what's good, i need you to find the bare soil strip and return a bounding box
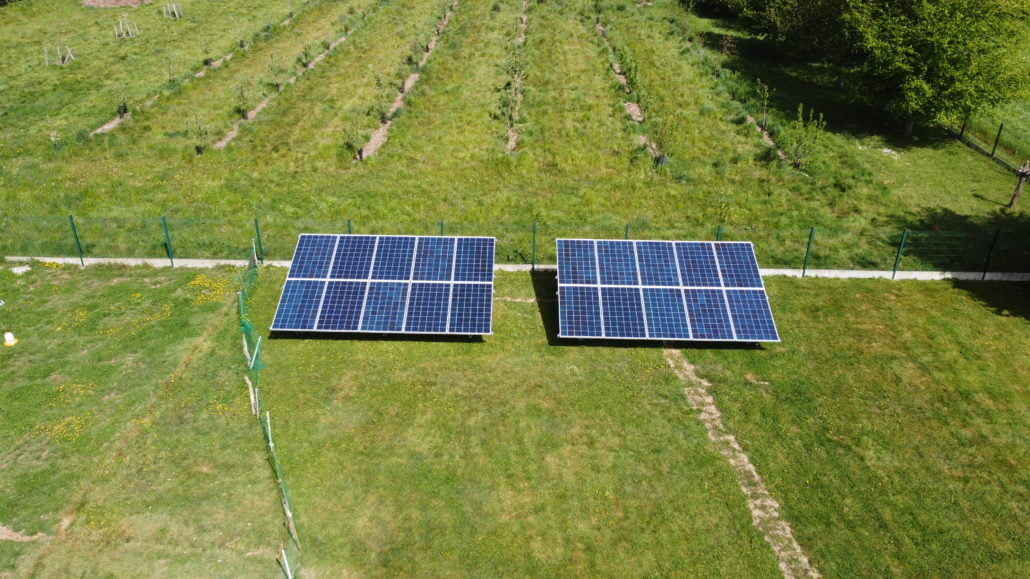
[663,349,820,579]
[90,10,298,137]
[358,0,459,159]
[0,523,46,543]
[746,115,789,163]
[595,22,660,159]
[214,20,363,150]
[505,0,529,153]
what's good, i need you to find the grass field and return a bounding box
[0,262,281,575]
[237,267,1030,575]
[1,0,1026,272]
[2,0,1029,574]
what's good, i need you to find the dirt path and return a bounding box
[595,21,661,160]
[358,0,459,160]
[0,523,46,543]
[505,0,529,153]
[663,349,820,579]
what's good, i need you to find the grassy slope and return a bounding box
[252,268,781,576]
[0,1,1023,254]
[0,263,280,575]
[0,0,302,145]
[688,278,1030,575]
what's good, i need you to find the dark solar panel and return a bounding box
[556,239,779,342]
[272,234,494,335]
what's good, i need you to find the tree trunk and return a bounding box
[1008,161,1030,209]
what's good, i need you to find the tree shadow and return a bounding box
[897,207,1030,320]
[530,269,765,349]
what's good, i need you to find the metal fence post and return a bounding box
[531,222,537,271]
[990,123,1003,158]
[161,216,175,267]
[439,221,445,236]
[253,217,264,264]
[891,228,908,280]
[68,215,85,267]
[982,229,1001,280]
[802,226,815,276]
[624,224,630,240]
[716,224,723,241]
[346,219,352,234]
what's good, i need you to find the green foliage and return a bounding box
[781,103,825,169]
[844,0,1027,130]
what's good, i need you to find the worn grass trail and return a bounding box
[0,264,280,575]
[685,278,1030,576]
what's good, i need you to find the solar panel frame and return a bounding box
[271,234,495,335]
[556,239,780,342]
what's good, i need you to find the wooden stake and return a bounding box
[1008,160,1030,209]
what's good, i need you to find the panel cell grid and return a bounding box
[272,234,495,335]
[556,239,779,342]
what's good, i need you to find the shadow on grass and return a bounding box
[897,207,1030,321]
[530,269,766,350]
[269,330,484,343]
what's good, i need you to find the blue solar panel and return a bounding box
[726,290,779,341]
[601,286,646,338]
[716,243,764,288]
[449,283,493,334]
[556,239,778,342]
[557,239,598,285]
[597,240,638,286]
[272,235,494,335]
[636,241,680,287]
[371,236,416,280]
[361,282,408,332]
[642,288,691,339]
[317,281,366,330]
[676,242,721,287]
[684,288,735,340]
[288,235,337,279]
[558,285,603,337]
[405,283,451,333]
[271,279,325,330]
[330,235,376,280]
[453,238,495,282]
[413,237,455,281]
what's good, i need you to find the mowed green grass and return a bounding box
[252,269,781,575]
[249,268,1030,575]
[0,262,280,575]
[689,278,1030,575]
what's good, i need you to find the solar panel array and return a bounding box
[272,235,495,335]
[556,239,779,342]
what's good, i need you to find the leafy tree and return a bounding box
[843,0,1026,135]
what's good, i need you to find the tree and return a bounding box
[843,0,1026,135]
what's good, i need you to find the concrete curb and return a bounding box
[5,256,1029,281]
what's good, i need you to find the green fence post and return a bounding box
[68,215,85,267]
[439,221,445,236]
[161,216,175,267]
[891,228,908,280]
[346,219,352,234]
[253,217,264,264]
[990,123,1004,158]
[716,224,723,241]
[624,224,630,240]
[981,229,1001,280]
[802,226,815,276]
[531,222,537,271]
